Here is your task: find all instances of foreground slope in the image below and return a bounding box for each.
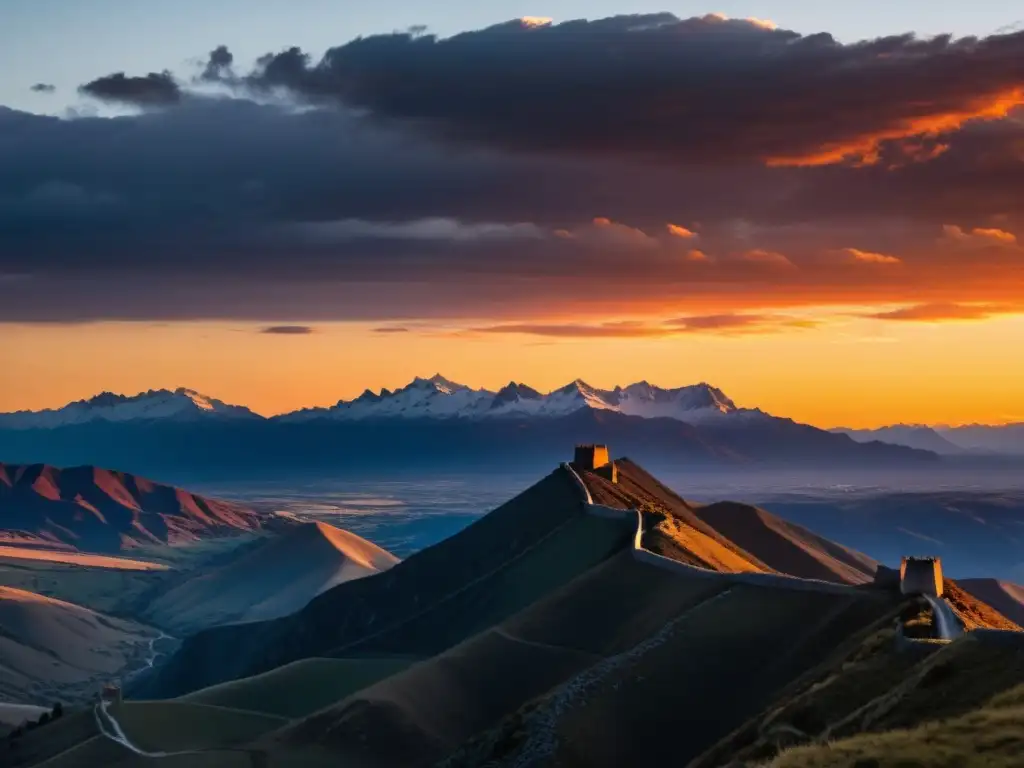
[23,456,1021,768]
[142,521,399,633]
[0,463,261,553]
[134,468,632,698]
[268,553,898,768]
[0,586,157,706]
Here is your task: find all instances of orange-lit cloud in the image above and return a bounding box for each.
[555,217,658,248]
[471,321,674,339]
[667,313,819,333]
[864,302,1022,322]
[686,249,712,262]
[766,87,1024,167]
[519,16,553,28]
[843,248,901,265]
[741,249,794,267]
[667,223,697,239]
[467,313,820,338]
[943,224,1018,245]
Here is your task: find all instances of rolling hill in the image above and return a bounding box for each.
[5,455,1020,768]
[958,579,1024,626]
[142,521,399,633]
[0,462,262,553]
[0,586,158,706]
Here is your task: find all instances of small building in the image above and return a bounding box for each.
[900,556,944,597]
[573,444,610,471]
[572,444,617,483]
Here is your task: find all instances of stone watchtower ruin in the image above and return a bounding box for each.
[572,444,618,483]
[899,556,944,597]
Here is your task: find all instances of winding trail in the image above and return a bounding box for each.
[94,699,195,759]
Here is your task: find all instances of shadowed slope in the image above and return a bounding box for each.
[135,468,629,698]
[144,521,398,633]
[0,586,157,705]
[180,657,413,718]
[0,463,261,553]
[689,501,881,584]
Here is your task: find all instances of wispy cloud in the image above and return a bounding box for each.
[467,313,820,338]
[260,325,316,334]
[942,225,1018,246]
[864,303,1021,322]
[843,247,901,265]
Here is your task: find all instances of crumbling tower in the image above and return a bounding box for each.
[900,556,944,597]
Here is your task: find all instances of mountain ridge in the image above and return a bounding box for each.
[0,461,263,553]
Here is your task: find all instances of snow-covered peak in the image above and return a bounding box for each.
[0,388,260,430]
[272,376,761,424]
[403,374,470,395]
[617,381,738,420]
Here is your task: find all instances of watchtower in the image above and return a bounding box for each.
[573,444,610,471]
[900,556,944,597]
[572,444,617,483]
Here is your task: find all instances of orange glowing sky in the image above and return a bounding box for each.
[4,310,1024,428]
[4,12,1024,430]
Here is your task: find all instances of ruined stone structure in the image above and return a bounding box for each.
[572,444,617,484]
[900,556,944,597]
[573,444,611,471]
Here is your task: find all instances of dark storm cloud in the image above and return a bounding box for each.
[30,83,56,93]
[79,71,182,107]
[236,14,1024,167]
[260,325,316,334]
[200,45,234,82]
[4,14,1024,323]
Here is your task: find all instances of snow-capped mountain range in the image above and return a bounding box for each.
[0,376,770,429]
[282,375,760,424]
[0,388,259,429]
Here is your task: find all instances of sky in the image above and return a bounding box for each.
[2,2,1024,427]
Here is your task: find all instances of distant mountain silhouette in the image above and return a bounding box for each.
[0,408,936,482]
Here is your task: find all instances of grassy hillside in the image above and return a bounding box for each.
[143,522,399,634]
[766,633,1024,768]
[136,468,623,698]
[180,657,412,718]
[440,574,898,768]
[692,620,1024,767]
[252,549,897,767]
[18,702,286,768]
[0,586,158,705]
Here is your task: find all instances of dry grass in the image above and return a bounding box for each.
[768,700,1024,768]
[694,610,1024,768]
[944,579,1022,632]
[648,512,765,573]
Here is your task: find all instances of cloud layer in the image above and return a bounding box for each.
[2,13,1024,325]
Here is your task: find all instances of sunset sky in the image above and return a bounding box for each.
[2,3,1024,427]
